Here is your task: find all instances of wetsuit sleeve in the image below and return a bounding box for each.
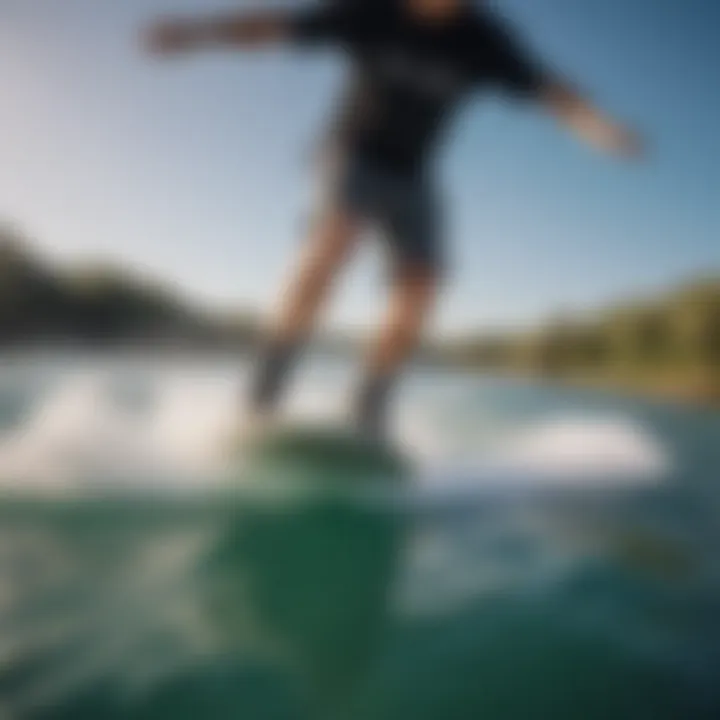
[288,6,369,46]
[471,17,549,98]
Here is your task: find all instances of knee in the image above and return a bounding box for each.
[394,261,442,302]
[305,215,358,278]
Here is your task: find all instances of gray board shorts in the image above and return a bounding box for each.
[315,151,445,277]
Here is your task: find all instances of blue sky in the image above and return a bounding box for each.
[1,0,718,334]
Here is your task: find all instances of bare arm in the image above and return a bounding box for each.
[541,82,645,159]
[145,10,293,55]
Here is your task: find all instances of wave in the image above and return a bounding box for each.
[0,366,669,498]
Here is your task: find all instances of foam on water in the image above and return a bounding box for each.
[0,368,670,495]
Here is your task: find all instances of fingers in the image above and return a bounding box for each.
[622,129,647,160]
[595,124,646,161]
[143,18,204,56]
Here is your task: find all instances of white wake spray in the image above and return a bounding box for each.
[0,364,670,494]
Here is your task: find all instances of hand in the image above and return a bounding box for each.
[144,18,209,56]
[542,85,647,161]
[603,125,646,160]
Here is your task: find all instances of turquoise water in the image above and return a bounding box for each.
[0,352,719,719]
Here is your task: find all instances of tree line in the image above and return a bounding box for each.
[440,277,720,403]
[2,223,718,403]
[0,225,259,349]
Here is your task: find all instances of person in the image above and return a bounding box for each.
[145,0,643,442]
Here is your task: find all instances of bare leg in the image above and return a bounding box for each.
[249,208,361,417]
[272,210,359,341]
[355,263,440,439]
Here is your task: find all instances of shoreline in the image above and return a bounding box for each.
[562,374,720,411]
[1,344,718,412]
[451,365,720,412]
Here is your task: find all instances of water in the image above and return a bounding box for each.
[0,351,718,719]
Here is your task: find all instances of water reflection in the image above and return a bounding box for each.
[0,484,406,720]
[199,491,405,719]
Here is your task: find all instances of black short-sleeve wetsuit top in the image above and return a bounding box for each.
[290,3,548,178]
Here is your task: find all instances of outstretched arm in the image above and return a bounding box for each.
[541,81,644,159]
[144,10,294,55]
[144,5,362,56]
[481,17,645,160]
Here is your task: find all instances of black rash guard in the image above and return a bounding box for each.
[290,3,548,177]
